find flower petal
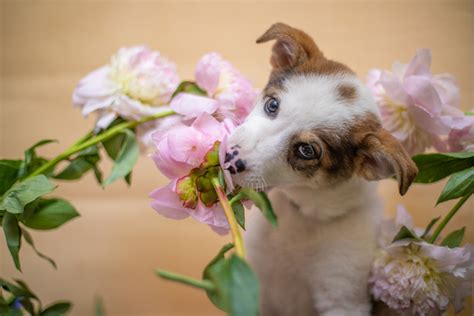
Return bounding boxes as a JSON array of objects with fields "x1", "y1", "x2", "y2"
[
  {"x1": 404, "y1": 49, "x2": 432, "y2": 77},
  {"x1": 149, "y1": 184, "x2": 190, "y2": 220},
  {"x1": 195, "y1": 52, "x2": 223, "y2": 95},
  {"x1": 379, "y1": 71, "x2": 410, "y2": 105},
  {"x1": 404, "y1": 75, "x2": 443, "y2": 116},
  {"x1": 151, "y1": 137, "x2": 195, "y2": 179},
  {"x1": 170, "y1": 93, "x2": 219, "y2": 119}
]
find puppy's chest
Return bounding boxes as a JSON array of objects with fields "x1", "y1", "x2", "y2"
[{"x1": 247, "y1": 194, "x2": 332, "y2": 265}]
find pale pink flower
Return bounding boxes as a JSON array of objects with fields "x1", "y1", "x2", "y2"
[
  {"x1": 72, "y1": 45, "x2": 179, "y2": 131},
  {"x1": 447, "y1": 116, "x2": 474, "y2": 152},
  {"x1": 171, "y1": 52, "x2": 258, "y2": 124},
  {"x1": 149, "y1": 113, "x2": 235, "y2": 234},
  {"x1": 367, "y1": 49, "x2": 473, "y2": 155},
  {"x1": 370, "y1": 206, "x2": 473, "y2": 315}
]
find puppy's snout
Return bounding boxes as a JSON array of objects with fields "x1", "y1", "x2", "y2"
[{"x1": 224, "y1": 146, "x2": 247, "y2": 174}]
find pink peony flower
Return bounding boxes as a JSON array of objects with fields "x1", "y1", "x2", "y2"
[
  {"x1": 72, "y1": 45, "x2": 180, "y2": 131},
  {"x1": 367, "y1": 49, "x2": 473, "y2": 155},
  {"x1": 149, "y1": 113, "x2": 235, "y2": 234},
  {"x1": 370, "y1": 206, "x2": 473, "y2": 315},
  {"x1": 170, "y1": 52, "x2": 258, "y2": 124}
]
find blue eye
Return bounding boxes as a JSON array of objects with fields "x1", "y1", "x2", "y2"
[{"x1": 264, "y1": 97, "x2": 280, "y2": 116}]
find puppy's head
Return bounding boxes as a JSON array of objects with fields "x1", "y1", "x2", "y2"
[{"x1": 227, "y1": 23, "x2": 417, "y2": 195}]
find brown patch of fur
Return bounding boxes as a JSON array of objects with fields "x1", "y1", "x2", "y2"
[
  {"x1": 257, "y1": 22, "x2": 355, "y2": 80},
  {"x1": 354, "y1": 127, "x2": 418, "y2": 195},
  {"x1": 337, "y1": 84, "x2": 357, "y2": 102},
  {"x1": 287, "y1": 113, "x2": 382, "y2": 181},
  {"x1": 287, "y1": 131, "x2": 324, "y2": 177}
]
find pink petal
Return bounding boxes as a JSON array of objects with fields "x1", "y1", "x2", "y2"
[
  {"x1": 404, "y1": 75, "x2": 443, "y2": 116},
  {"x1": 151, "y1": 138, "x2": 194, "y2": 179},
  {"x1": 191, "y1": 112, "x2": 227, "y2": 140},
  {"x1": 166, "y1": 126, "x2": 209, "y2": 166},
  {"x1": 190, "y1": 202, "x2": 229, "y2": 234},
  {"x1": 96, "y1": 112, "x2": 117, "y2": 130},
  {"x1": 404, "y1": 49, "x2": 432, "y2": 77},
  {"x1": 439, "y1": 114, "x2": 474, "y2": 130},
  {"x1": 408, "y1": 105, "x2": 450, "y2": 135},
  {"x1": 170, "y1": 93, "x2": 219, "y2": 119},
  {"x1": 149, "y1": 184, "x2": 189, "y2": 220},
  {"x1": 379, "y1": 71, "x2": 410, "y2": 105},
  {"x1": 195, "y1": 52, "x2": 222, "y2": 95},
  {"x1": 432, "y1": 74, "x2": 461, "y2": 108},
  {"x1": 81, "y1": 97, "x2": 114, "y2": 116},
  {"x1": 73, "y1": 66, "x2": 118, "y2": 100}
]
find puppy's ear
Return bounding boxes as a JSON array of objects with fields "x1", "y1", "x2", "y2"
[
  {"x1": 256, "y1": 22, "x2": 323, "y2": 69},
  {"x1": 356, "y1": 128, "x2": 418, "y2": 195}
]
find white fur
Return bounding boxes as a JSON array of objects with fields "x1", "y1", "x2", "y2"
[{"x1": 228, "y1": 74, "x2": 383, "y2": 315}]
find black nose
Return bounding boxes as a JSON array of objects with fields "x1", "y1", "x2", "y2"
[{"x1": 235, "y1": 159, "x2": 246, "y2": 173}]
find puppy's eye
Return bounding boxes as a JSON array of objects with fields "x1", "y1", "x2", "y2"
[
  {"x1": 296, "y1": 143, "x2": 321, "y2": 160},
  {"x1": 264, "y1": 97, "x2": 280, "y2": 116}
]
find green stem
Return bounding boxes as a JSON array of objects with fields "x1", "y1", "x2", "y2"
[
  {"x1": 429, "y1": 193, "x2": 471, "y2": 244},
  {"x1": 211, "y1": 177, "x2": 246, "y2": 258},
  {"x1": 27, "y1": 110, "x2": 175, "y2": 179},
  {"x1": 156, "y1": 269, "x2": 215, "y2": 291}
]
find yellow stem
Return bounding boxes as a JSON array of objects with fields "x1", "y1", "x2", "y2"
[{"x1": 211, "y1": 178, "x2": 246, "y2": 258}]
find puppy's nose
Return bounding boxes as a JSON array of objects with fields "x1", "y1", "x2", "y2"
[
  {"x1": 235, "y1": 159, "x2": 246, "y2": 173},
  {"x1": 224, "y1": 146, "x2": 246, "y2": 174}
]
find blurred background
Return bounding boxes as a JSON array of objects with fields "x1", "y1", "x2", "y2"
[{"x1": 1, "y1": 0, "x2": 473, "y2": 315}]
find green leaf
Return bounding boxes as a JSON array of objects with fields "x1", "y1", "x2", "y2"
[
  {"x1": 2, "y1": 213, "x2": 22, "y2": 270},
  {"x1": 103, "y1": 130, "x2": 139, "y2": 186},
  {"x1": 440, "y1": 227, "x2": 465, "y2": 248},
  {"x1": 124, "y1": 172, "x2": 132, "y2": 186},
  {"x1": 13, "y1": 279, "x2": 38, "y2": 299},
  {"x1": 40, "y1": 302, "x2": 71, "y2": 316},
  {"x1": 203, "y1": 244, "x2": 234, "y2": 310},
  {"x1": 54, "y1": 146, "x2": 100, "y2": 180},
  {"x1": 0, "y1": 278, "x2": 32, "y2": 297},
  {"x1": 392, "y1": 225, "x2": 420, "y2": 243},
  {"x1": 240, "y1": 188, "x2": 277, "y2": 227},
  {"x1": 102, "y1": 133, "x2": 125, "y2": 160},
  {"x1": 232, "y1": 201, "x2": 245, "y2": 230},
  {"x1": 0, "y1": 160, "x2": 22, "y2": 195},
  {"x1": 19, "y1": 139, "x2": 57, "y2": 178},
  {"x1": 413, "y1": 151, "x2": 474, "y2": 183},
  {"x1": 22, "y1": 199, "x2": 79, "y2": 230},
  {"x1": 203, "y1": 250, "x2": 259, "y2": 316},
  {"x1": 226, "y1": 254, "x2": 259, "y2": 316},
  {"x1": 421, "y1": 216, "x2": 440, "y2": 239},
  {"x1": 92, "y1": 164, "x2": 103, "y2": 184},
  {"x1": 437, "y1": 167, "x2": 474, "y2": 204},
  {"x1": 171, "y1": 81, "x2": 207, "y2": 98},
  {"x1": 21, "y1": 228, "x2": 57, "y2": 269},
  {"x1": 0, "y1": 175, "x2": 56, "y2": 214}
]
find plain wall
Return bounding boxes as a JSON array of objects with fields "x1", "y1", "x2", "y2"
[{"x1": 1, "y1": 1, "x2": 473, "y2": 315}]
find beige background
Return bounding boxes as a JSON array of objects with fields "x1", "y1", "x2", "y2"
[{"x1": 1, "y1": 1, "x2": 473, "y2": 315}]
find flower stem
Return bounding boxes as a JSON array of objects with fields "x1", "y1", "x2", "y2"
[
  {"x1": 26, "y1": 110, "x2": 175, "y2": 179},
  {"x1": 211, "y1": 177, "x2": 246, "y2": 258},
  {"x1": 156, "y1": 269, "x2": 215, "y2": 291},
  {"x1": 428, "y1": 193, "x2": 471, "y2": 244}
]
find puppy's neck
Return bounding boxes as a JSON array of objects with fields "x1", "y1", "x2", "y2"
[{"x1": 277, "y1": 177, "x2": 377, "y2": 221}]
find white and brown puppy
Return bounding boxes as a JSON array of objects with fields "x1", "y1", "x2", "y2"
[{"x1": 226, "y1": 23, "x2": 418, "y2": 316}]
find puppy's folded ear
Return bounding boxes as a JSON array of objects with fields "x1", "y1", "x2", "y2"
[
  {"x1": 356, "y1": 128, "x2": 418, "y2": 196},
  {"x1": 256, "y1": 22, "x2": 324, "y2": 69}
]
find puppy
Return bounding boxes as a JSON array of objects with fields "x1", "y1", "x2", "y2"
[{"x1": 226, "y1": 23, "x2": 418, "y2": 316}]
